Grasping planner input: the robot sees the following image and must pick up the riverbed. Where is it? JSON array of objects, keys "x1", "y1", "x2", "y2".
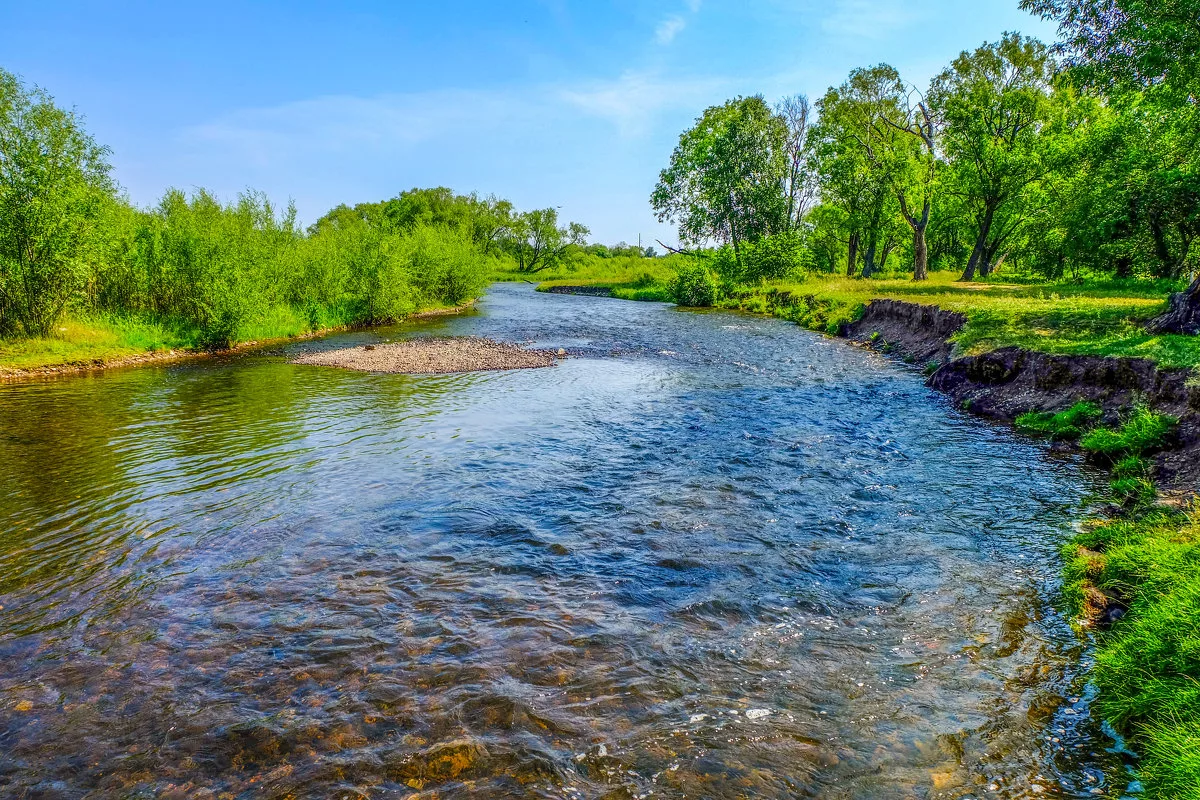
[{"x1": 0, "y1": 283, "x2": 1122, "y2": 798}]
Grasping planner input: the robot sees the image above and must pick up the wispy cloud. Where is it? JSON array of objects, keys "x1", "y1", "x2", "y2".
[
  {"x1": 654, "y1": 14, "x2": 687, "y2": 45},
  {"x1": 181, "y1": 71, "x2": 729, "y2": 168},
  {"x1": 558, "y1": 71, "x2": 728, "y2": 136},
  {"x1": 820, "y1": 0, "x2": 917, "y2": 38}
]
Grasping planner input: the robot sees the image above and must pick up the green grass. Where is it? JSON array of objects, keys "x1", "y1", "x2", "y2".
[
  {"x1": 1063, "y1": 508, "x2": 1200, "y2": 798},
  {"x1": 1079, "y1": 405, "x2": 1178, "y2": 460},
  {"x1": 533, "y1": 262, "x2": 1200, "y2": 368},
  {"x1": 1015, "y1": 401, "x2": 1104, "y2": 440},
  {"x1": 0, "y1": 314, "x2": 194, "y2": 372},
  {"x1": 0, "y1": 299, "x2": 442, "y2": 373}
]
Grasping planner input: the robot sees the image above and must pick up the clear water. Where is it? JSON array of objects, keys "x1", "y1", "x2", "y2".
[{"x1": 0, "y1": 284, "x2": 1122, "y2": 798}]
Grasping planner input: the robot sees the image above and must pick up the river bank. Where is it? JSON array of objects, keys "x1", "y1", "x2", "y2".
[
  {"x1": 841, "y1": 296, "x2": 1200, "y2": 798},
  {"x1": 0, "y1": 302, "x2": 476, "y2": 380}
]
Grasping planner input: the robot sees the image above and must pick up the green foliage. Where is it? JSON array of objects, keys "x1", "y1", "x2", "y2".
[
  {"x1": 652, "y1": 96, "x2": 790, "y2": 252},
  {"x1": 508, "y1": 207, "x2": 589, "y2": 273},
  {"x1": 1079, "y1": 404, "x2": 1177, "y2": 459},
  {"x1": 0, "y1": 69, "x2": 114, "y2": 337},
  {"x1": 669, "y1": 262, "x2": 718, "y2": 307},
  {"x1": 1063, "y1": 508, "x2": 1200, "y2": 798},
  {"x1": 1014, "y1": 400, "x2": 1103, "y2": 439}
]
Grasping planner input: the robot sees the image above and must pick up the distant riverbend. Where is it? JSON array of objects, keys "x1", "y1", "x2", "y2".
[{"x1": 0, "y1": 283, "x2": 1121, "y2": 798}]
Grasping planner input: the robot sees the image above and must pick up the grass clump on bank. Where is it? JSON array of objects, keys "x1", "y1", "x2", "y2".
[
  {"x1": 1015, "y1": 401, "x2": 1103, "y2": 440},
  {"x1": 1063, "y1": 508, "x2": 1200, "y2": 797},
  {"x1": 1079, "y1": 405, "x2": 1178, "y2": 460}
]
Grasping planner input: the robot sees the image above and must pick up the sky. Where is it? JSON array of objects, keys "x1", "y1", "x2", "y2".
[{"x1": 1, "y1": 1, "x2": 1059, "y2": 248}]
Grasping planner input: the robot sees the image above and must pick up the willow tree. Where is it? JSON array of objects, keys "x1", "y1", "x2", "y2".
[
  {"x1": 651, "y1": 95, "x2": 789, "y2": 264},
  {"x1": 0, "y1": 69, "x2": 114, "y2": 337}
]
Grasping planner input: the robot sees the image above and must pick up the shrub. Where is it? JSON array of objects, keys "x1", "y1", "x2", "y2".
[
  {"x1": 670, "y1": 262, "x2": 717, "y2": 307},
  {"x1": 1014, "y1": 401, "x2": 1103, "y2": 440}
]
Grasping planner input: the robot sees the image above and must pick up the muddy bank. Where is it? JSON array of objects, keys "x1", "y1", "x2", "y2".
[
  {"x1": 294, "y1": 336, "x2": 562, "y2": 374},
  {"x1": 843, "y1": 299, "x2": 1200, "y2": 492}
]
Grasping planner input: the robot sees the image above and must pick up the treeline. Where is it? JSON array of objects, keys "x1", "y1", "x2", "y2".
[
  {"x1": 652, "y1": 1, "x2": 1199, "y2": 290},
  {"x1": 0, "y1": 69, "x2": 592, "y2": 347}
]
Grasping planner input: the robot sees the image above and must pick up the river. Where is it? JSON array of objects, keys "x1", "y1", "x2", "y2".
[{"x1": 0, "y1": 283, "x2": 1124, "y2": 798}]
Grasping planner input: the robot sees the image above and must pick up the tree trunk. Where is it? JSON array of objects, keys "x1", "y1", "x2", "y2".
[
  {"x1": 961, "y1": 204, "x2": 996, "y2": 282},
  {"x1": 912, "y1": 226, "x2": 928, "y2": 281},
  {"x1": 862, "y1": 239, "x2": 878, "y2": 279},
  {"x1": 1148, "y1": 275, "x2": 1200, "y2": 335},
  {"x1": 898, "y1": 194, "x2": 930, "y2": 282},
  {"x1": 847, "y1": 233, "x2": 859, "y2": 277}
]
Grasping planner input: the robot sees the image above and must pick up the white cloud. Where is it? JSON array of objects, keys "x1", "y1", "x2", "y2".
[
  {"x1": 654, "y1": 14, "x2": 687, "y2": 45},
  {"x1": 684, "y1": 0, "x2": 702, "y2": 11}
]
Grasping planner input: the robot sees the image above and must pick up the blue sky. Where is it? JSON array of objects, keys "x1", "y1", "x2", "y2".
[{"x1": 2, "y1": 1, "x2": 1057, "y2": 247}]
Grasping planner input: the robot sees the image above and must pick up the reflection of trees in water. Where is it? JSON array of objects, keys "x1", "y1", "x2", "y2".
[{"x1": 0, "y1": 357, "x2": 470, "y2": 639}]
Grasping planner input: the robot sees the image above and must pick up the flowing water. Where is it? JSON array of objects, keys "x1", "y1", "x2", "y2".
[{"x1": 0, "y1": 284, "x2": 1127, "y2": 799}]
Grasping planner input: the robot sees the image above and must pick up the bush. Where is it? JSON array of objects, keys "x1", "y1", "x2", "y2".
[
  {"x1": 670, "y1": 262, "x2": 717, "y2": 307},
  {"x1": 1014, "y1": 401, "x2": 1103, "y2": 440},
  {"x1": 741, "y1": 230, "x2": 806, "y2": 283}
]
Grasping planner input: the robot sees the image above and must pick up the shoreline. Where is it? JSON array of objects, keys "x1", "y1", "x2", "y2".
[{"x1": 0, "y1": 302, "x2": 476, "y2": 382}]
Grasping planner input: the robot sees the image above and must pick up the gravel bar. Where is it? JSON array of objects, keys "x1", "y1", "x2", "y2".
[{"x1": 293, "y1": 337, "x2": 562, "y2": 374}]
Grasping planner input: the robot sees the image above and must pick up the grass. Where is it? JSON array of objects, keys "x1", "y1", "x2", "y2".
[
  {"x1": 1, "y1": 301, "x2": 424, "y2": 373},
  {"x1": 1015, "y1": 401, "x2": 1104, "y2": 440},
  {"x1": 493, "y1": 253, "x2": 680, "y2": 299},
  {"x1": 739, "y1": 271, "x2": 1200, "y2": 368},
  {"x1": 0, "y1": 314, "x2": 194, "y2": 372},
  {"x1": 1079, "y1": 405, "x2": 1178, "y2": 461},
  {"x1": 1062, "y1": 508, "x2": 1200, "y2": 798}
]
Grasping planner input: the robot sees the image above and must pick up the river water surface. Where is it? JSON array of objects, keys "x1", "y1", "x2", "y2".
[{"x1": 0, "y1": 284, "x2": 1124, "y2": 798}]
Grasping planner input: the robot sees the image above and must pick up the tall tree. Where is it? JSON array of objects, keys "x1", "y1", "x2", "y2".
[
  {"x1": 1024, "y1": 0, "x2": 1200, "y2": 331},
  {"x1": 777, "y1": 94, "x2": 815, "y2": 231},
  {"x1": 809, "y1": 67, "x2": 904, "y2": 278},
  {"x1": 651, "y1": 95, "x2": 789, "y2": 265},
  {"x1": 930, "y1": 33, "x2": 1063, "y2": 281},
  {"x1": 0, "y1": 69, "x2": 114, "y2": 337}
]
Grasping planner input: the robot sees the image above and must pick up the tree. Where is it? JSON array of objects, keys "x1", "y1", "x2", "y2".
[
  {"x1": 1023, "y1": 0, "x2": 1200, "y2": 331},
  {"x1": 1021, "y1": 0, "x2": 1200, "y2": 96},
  {"x1": 651, "y1": 96, "x2": 789, "y2": 266},
  {"x1": 509, "y1": 208, "x2": 588, "y2": 273},
  {"x1": 809, "y1": 67, "x2": 904, "y2": 278},
  {"x1": 777, "y1": 95, "x2": 815, "y2": 230},
  {"x1": 0, "y1": 69, "x2": 114, "y2": 337},
  {"x1": 930, "y1": 34, "x2": 1065, "y2": 281}
]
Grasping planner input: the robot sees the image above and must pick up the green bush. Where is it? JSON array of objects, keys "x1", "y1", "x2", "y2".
[
  {"x1": 670, "y1": 262, "x2": 718, "y2": 307},
  {"x1": 1014, "y1": 401, "x2": 1103, "y2": 440}
]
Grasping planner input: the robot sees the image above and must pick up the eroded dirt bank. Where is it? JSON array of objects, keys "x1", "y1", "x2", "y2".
[{"x1": 843, "y1": 299, "x2": 1200, "y2": 492}]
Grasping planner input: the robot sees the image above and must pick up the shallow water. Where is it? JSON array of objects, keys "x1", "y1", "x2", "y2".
[{"x1": 0, "y1": 284, "x2": 1125, "y2": 798}]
